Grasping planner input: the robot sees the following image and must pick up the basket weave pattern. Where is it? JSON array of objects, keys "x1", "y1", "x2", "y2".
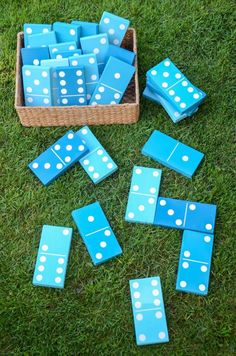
[{"x1": 15, "y1": 29, "x2": 140, "y2": 127}]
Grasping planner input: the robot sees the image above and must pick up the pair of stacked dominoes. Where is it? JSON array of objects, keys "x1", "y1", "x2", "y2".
[
  {"x1": 143, "y1": 58, "x2": 206, "y2": 123},
  {"x1": 21, "y1": 11, "x2": 136, "y2": 107},
  {"x1": 28, "y1": 126, "x2": 118, "y2": 185}
]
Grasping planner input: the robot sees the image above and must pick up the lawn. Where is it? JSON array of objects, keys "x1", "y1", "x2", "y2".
[{"x1": 1, "y1": 0, "x2": 235, "y2": 354}]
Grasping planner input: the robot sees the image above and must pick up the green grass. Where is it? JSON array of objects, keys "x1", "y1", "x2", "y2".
[{"x1": 1, "y1": 0, "x2": 235, "y2": 354}]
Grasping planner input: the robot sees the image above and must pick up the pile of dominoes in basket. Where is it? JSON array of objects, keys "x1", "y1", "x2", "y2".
[{"x1": 21, "y1": 12, "x2": 136, "y2": 107}]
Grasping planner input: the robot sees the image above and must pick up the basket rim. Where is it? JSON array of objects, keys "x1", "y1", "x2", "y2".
[{"x1": 15, "y1": 28, "x2": 139, "y2": 109}]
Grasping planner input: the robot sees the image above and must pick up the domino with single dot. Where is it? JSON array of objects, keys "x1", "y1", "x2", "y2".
[
  {"x1": 176, "y1": 230, "x2": 214, "y2": 295},
  {"x1": 80, "y1": 33, "x2": 109, "y2": 74},
  {"x1": 106, "y1": 44, "x2": 136, "y2": 65},
  {"x1": 144, "y1": 85, "x2": 199, "y2": 123},
  {"x1": 72, "y1": 202, "x2": 122, "y2": 265},
  {"x1": 28, "y1": 130, "x2": 88, "y2": 186},
  {"x1": 129, "y1": 276, "x2": 169, "y2": 346},
  {"x1": 53, "y1": 22, "x2": 81, "y2": 46},
  {"x1": 154, "y1": 197, "x2": 217, "y2": 234},
  {"x1": 22, "y1": 65, "x2": 53, "y2": 107},
  {"x1": 71, "y1": 20, "x2": 99, "y2": 37},
  {"x1": 89, "y1": 56, "x2": 135, "y2": 106},
  {"x1": 51, "y1": 49, "x2": 82, "y2": 60},
  {"x1": 125, "y1": 166, "x2": 162, "y2": 224},
  {"x1": 99, "y1": 11, "x2": 130, "y2": 46},
  {"x1": 76, "y1": 126, "x2": 118, "y2": 184},
  {"x1": 69, "y1": 54, "x2": 99, "y2": 102},
  {"x1": 147, "y1": 58, "x2": 206, "y2": 114},
  {"x1": 21, "y1": 47, "x2": 50, "y2": 66},
  {"x1": 48, "y1": 41, "x2": 78, "y2": 58},
  {"x1": 142, "y1": 130, "x2": 204, "y2": 178},
  {"x1": 54, "y1": 66, "x2": 87, "y2": 106},
  {"x1": 33, "y1": 225, "x2": 72, "y2": 288},
  {"x1": 23, "y1": 23, "x2": 52, "y2": 48},
  {"x1": 27, "y1": 31, "x2": 57, "y2": 48}
]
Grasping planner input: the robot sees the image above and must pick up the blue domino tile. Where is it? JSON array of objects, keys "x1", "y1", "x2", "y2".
[
  {"x1": 76, "y1": 126, "x2": 118, "y2": 183},
  {"x1": 144, "y1": 85, "x2": 199, "y2": 123},
  {"x1": 80, "y1": 33, "x2": 109, "y2": 73},
  {"x1": 69, "y1": 54, "x2": 99, "y2": 102},
  {"x1": 54, "y1": 66, "x2": 87, "y2": 106},
  {"x1": 40, "y1": 58, "x2": 69, "y2": 67},
  {"x1": 154, "y1": 197, "x2": 217, "y2": 234},
  {"x1": 22, "y1": 65, "x2": 52, "y2": 107},
  {"x1": 51, "y1": 49, "x2": 82, "y2": 59},
  {"x1": 71, "y1": 21, "x2": 99, "y2": 37},
  {"x1": 125, "y1": 166, "x2": 162, "y2": 224},
  {"x1": 176, "y1": 230, "x2": 214, "y2": 295},
  {"x1": 72, "y1": 202, "x2": 122, "y2": 265},
  {"x1": 33, "y1": 225, "x2": 72, "y2": 288},
  {"x1": 53, "y1": 22, "x2": 81, "y2": 46},
  {"x1": 48, "y1": 41, "x2": 77, "y2": 58},
  {"x1": 105, "y1": 44, "x2": 136, "y2": 65},
  {"x1": 147, "y1": 58, "x2": 206, "y2": 114},
  {"x1": 23, "y1": 23, "x2": 52, "y2": 47},
  {"x1": 21, "y1": 47, "x2": 50, "y2": 66},
  {"x1": 89, "y1": 56, "x2": 135, "y2": 106},
  {"x1": 28, "y1": 130, "x2": 88, "y2": 186},
  {"x1": 27, "y1": 31, "x2": 57, "y2": 48},
  {"x1": 142, "y1": 130, "x2": 204, "y2": 178},
  {"x1": 99, "y1": 11, "x2": 130, "y2": 46},
  {"x1": 129, "y1": 276, "x2": 169, "y2": 345}
]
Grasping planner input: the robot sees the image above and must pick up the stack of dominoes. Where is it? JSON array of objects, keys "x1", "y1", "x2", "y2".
[
  {"x1": 143, "y1": 58, "x2": 206, "y2": 123},
  {"x1": 21, "y1": 12, "x2": 136, "y2": 107}
]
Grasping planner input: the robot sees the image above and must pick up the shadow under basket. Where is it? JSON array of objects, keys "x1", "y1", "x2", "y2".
[{"x1": 15, "y1": 29, "x2": 140, "y2": 127}]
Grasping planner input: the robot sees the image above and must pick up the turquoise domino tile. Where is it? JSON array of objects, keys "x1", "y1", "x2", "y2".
[
  {"x1": 69, "y1": 54, "x2": 99, "y2": 102},
  {"x1": 142, "y1": 130, "x2": 204, "y2": 178},
  {"x1": 71, "y1": 21, "x2": 98, "y2": 37},
  {"x1": 154, "y1": 197, "x2": 217, "y2": 234},
  {"x1": 176, "y1": 230, "x2": 214, "y2": 295},
  {"x1": 48, "y1": 41, "x2": 77, "y2": 58},
  {"x1": 53, "y1": 22, "x2": 81, "y2": 46},
  {"x1": 72, "y1": 202, "x2": 122, "y2": 265},
  {"x1": 27, "y1": 31, "x2": 57, "y2": 48},
  {"x1": 125, "y1": 166, "x2": 162, "y2": 224},
  {"x1": 33, "y1": 225, "x2": 73, "y2": 288},
  {"x1": 76, "y1": 126, "x2": 118, "y2": 184},
  {"x1": 80, "y1": 33, "x2": 109, "y2": 73},
  {"x1": 23, "y1": 23, "x2": 52, "y2": 47},
  {"x1": 99, "y1": 11, "x2": 130, "y2": 46},
  {"x1": 105, "y1": 44, "x2": 136, "y2": 65},
  {"x1": 129, "y1": 276, "x2": 169, "y2": 345},
  {"x1": 28, "y1": 130, "x2": 88, "y2": 186},
  {"x1": 147, "y1": 58, "x2": 206, "y2": 114}
]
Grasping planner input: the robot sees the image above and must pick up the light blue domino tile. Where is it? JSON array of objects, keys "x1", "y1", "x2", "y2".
[
  {"x1": 22, "y1": 65, "x2": 53, "y2": 107},
  {"x1": 99, "y1": 11, "x2": 130, "y2": 46},
  {"x1": 52, "y1": 49, "x2": 81, "y2": 59},
  {"x1": 147, "y1": 58, "x2": 206, "y2": 114},
  {"x1": 27, "y1": 31, "x2": 57, "y2": 48},
  {"x1": 28, "y1": 130, "x2": 88, "y2": 186},
  {"x1": 69, "y1": 54, "x2": 99, "y2": 101},
  {"x1": 89, "y1": 56, "x2": 135, "y2": 106},
  {"x1": 53, "y1": 22, "x2": 81, "y2": 46},
  {"x1": 48, "y1": 42, "x2": 77, "y2": 58},
  {"x1": 21, "y1": 47, "x2": 50, "y2": 66},
  {"x1": 72, "y1": 201, "x2": 122, "y2": 265},
  {"x1": 141, "y1": 130, "x2": 204, "y2": 178},
  {"x1": 77, "y1": 126, "x2": 118, "y2": 184},
  {"x1": 125, "y1": 166, "x2": 162, "y2": 224},
  {"x1": 71, "y1": 21, "x2": 99, "y2": 37},
  {"x1": 129, "y1": 276, "x2": 169, "y2": 345},
  {"x1": 33, "y1": 225, "x2": 73, "y2": 288},
  {"x1": 176, "y1": 230, "x2": 214, "y2": 295},
  {"x1": 80, "y1": 34, "x2": 109, "y2": 73},
  {"x1": 153, "y1": 197, "x2": 187, "y2": 229},
  {"x1": 23, "y1": 23, "x2": 52, "y2": 47}
]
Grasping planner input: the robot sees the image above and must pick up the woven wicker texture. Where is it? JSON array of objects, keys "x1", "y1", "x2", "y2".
[{"x1": 15, "y1": 28, "x2": 140, "y2": 127}]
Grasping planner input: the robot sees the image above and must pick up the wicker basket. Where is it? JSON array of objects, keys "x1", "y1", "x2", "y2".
[{"x1": 15, "y1": 29, "x2": 139, "y2": 127}]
